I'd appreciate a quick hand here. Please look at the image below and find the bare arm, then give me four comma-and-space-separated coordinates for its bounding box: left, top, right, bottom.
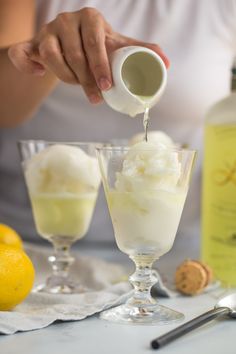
0, 47, 58, 127
0, 0, 58, 127
0, 0, 34, 45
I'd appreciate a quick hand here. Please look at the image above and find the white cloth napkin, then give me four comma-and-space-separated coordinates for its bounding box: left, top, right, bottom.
0, 244, 220, 335
0, 244, 131, 335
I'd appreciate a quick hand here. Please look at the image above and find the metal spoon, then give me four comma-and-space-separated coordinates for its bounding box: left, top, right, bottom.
151, 292, 236, 350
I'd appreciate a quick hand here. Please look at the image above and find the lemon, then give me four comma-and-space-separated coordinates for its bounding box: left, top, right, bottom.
0, 223, 23, 249
0, 245, 35, 311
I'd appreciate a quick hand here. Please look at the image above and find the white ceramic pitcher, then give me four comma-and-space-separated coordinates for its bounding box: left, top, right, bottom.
102, 46, 167, 117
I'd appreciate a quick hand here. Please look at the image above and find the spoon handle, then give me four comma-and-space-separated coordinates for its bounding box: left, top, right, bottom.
151, 306, 230, 350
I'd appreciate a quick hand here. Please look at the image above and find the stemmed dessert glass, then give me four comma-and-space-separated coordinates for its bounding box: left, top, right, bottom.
96, 145, 196, 324
19, 140, 101, 294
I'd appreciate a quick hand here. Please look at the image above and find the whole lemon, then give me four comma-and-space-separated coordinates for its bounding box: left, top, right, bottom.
0, 244, 35, 311
0, 223, 23, 249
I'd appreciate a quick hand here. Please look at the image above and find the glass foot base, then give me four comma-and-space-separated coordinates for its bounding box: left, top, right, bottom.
100, 303, 184, 325
33, 276, 88, 294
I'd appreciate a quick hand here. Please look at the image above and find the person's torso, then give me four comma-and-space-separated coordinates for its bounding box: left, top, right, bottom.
0, 0, 235, 246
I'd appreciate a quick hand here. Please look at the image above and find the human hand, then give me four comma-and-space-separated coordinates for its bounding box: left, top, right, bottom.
9, 7, 169, 104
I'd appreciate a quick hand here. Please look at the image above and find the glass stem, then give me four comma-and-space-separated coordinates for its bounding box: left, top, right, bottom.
48, 242, 75, 279
127, 255, 158, 308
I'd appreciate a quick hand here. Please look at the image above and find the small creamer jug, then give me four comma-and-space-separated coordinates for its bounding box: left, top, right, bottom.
102, 46, 167, 117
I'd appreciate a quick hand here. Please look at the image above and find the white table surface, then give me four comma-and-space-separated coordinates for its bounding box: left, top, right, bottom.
0, 243, 235, 354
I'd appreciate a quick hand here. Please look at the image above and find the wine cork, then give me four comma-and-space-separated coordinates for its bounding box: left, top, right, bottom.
175, 259, 213, 295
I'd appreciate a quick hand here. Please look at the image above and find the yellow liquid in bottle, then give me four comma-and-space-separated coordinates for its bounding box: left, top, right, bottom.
202, 123, 236, 287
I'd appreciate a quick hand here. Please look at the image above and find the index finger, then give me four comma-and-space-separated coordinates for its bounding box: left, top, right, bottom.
81, 17, 112, 91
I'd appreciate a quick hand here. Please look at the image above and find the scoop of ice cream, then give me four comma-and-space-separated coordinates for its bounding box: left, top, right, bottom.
25, 144, 100, 194
115, 140, 181, 193
129, 130, 175, 147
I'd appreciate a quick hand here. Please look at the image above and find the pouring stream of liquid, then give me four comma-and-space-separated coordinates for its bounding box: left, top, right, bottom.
143, 107, 150, 142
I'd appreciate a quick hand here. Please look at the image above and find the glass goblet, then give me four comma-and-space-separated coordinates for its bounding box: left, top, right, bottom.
19, 140, 101, 294
96, 145, 196, 324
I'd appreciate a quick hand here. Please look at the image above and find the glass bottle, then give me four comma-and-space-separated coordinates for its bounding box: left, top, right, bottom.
202, 62, 236, 287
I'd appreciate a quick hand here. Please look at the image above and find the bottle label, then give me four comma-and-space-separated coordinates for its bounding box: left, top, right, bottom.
202, 124, 236, 286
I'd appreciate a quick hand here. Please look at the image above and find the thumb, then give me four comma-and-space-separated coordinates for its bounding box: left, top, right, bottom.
119, 35, 170, 69
8, 42, 46, 76
144, 43, 170, 69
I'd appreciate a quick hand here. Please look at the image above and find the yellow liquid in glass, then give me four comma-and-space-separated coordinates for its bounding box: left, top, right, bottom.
30, 193, 97, 240
202, 123, 236, 286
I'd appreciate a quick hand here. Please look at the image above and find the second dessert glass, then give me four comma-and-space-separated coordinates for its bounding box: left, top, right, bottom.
96, 144, 196, 324
19, 140, 101, 294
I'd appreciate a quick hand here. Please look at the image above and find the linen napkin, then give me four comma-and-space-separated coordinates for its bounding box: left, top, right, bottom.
0, 244, 131, 335
0, 244, 220, 335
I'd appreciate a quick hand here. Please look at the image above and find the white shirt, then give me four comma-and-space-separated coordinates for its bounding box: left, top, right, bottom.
0, 0, 235, 253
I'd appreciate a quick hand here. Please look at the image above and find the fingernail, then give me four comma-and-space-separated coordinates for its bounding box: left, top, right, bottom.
160, 53, 170, 69
98, 77, 111, 91
164, 56, 170, 69
89, 94, 102, 104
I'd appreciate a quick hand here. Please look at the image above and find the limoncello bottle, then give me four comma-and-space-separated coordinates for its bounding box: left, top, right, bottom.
202, 64, 236, 287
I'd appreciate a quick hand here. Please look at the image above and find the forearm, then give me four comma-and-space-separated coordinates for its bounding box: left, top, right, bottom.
0, 47, 58, 128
